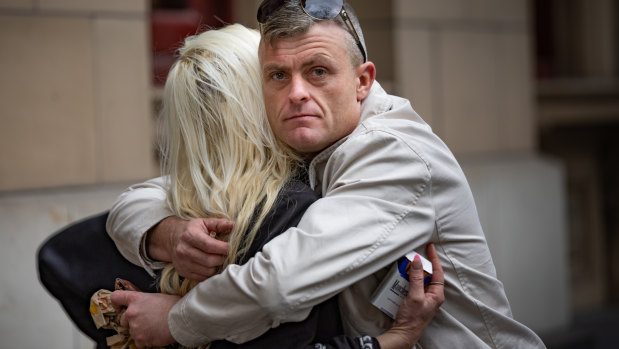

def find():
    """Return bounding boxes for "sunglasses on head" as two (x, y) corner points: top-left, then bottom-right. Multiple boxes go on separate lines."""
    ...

(257, 0), (367, 63)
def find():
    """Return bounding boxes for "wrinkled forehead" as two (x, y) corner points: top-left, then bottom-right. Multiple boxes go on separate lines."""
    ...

(259, 21), (345, 57)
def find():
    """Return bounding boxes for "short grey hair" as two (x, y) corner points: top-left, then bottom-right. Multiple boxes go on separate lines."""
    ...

(259, 0), (367, 67)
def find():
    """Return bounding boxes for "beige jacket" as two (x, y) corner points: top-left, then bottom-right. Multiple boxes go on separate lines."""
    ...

(107, 82), (545, 348)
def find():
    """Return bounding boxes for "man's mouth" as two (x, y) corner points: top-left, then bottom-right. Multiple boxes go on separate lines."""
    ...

(285, 114), (317, 121)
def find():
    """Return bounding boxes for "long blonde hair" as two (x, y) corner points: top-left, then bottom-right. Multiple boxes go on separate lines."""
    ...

(157, 24), (299, 303)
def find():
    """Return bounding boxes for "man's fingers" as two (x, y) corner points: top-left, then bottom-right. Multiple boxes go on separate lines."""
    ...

(202, 218), (234, 234)
(200, 218), (234, 241)
(180, 228), (230, 256)
(172, 228), (227, 281)
(201, 237), (230, 255)
(110, 290), (132, 309)
(175, 244), (227, 267)
(177, 261), (218, 281)
(119, 312), (129, 329)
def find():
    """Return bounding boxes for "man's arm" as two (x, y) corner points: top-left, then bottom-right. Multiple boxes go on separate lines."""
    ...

(110, 244), (445, 349)
(106, 177), (174, 275)
(168, 130), (436, 346)
(106, 177), (232, 279)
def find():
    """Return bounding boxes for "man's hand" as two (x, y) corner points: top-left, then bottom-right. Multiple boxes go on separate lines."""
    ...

(147, 216), (234, 281)
(111, 290), (179, 348)
(377, 243), (445, 349)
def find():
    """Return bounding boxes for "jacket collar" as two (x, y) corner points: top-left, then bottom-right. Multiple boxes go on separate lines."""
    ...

(359, 81), (393, 124)
(306, 80), (392, 190)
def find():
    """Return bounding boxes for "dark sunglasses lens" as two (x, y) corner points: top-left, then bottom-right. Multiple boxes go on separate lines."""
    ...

(257, 0), (284, 23)
(302, 0), (343, 19)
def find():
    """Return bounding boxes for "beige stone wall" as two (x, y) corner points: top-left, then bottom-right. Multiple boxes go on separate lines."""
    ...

(393, 0), (535, 155)
(0, 0), (156, 191)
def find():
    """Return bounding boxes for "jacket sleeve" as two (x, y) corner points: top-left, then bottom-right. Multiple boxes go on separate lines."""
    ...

(169, 130), (436, 346)
(105, 176), (173, 276)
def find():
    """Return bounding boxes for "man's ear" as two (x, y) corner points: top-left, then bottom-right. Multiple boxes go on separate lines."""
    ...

(355, 61), (376, 101)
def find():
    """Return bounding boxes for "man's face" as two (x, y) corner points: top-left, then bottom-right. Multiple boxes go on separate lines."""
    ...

(259, 22), (371, 154)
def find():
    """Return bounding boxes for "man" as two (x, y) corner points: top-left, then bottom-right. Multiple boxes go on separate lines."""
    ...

(109, 0), (545, 348)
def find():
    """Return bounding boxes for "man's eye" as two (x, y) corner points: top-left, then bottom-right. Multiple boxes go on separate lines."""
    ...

(271, 72), (286, 80)
(312, 68), (327, 77)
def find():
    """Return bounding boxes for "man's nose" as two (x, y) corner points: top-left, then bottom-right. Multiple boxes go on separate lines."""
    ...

(288, 74), (310, 103)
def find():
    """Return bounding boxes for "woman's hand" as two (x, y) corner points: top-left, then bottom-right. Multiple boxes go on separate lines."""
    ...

(377, 243), (445, 349)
